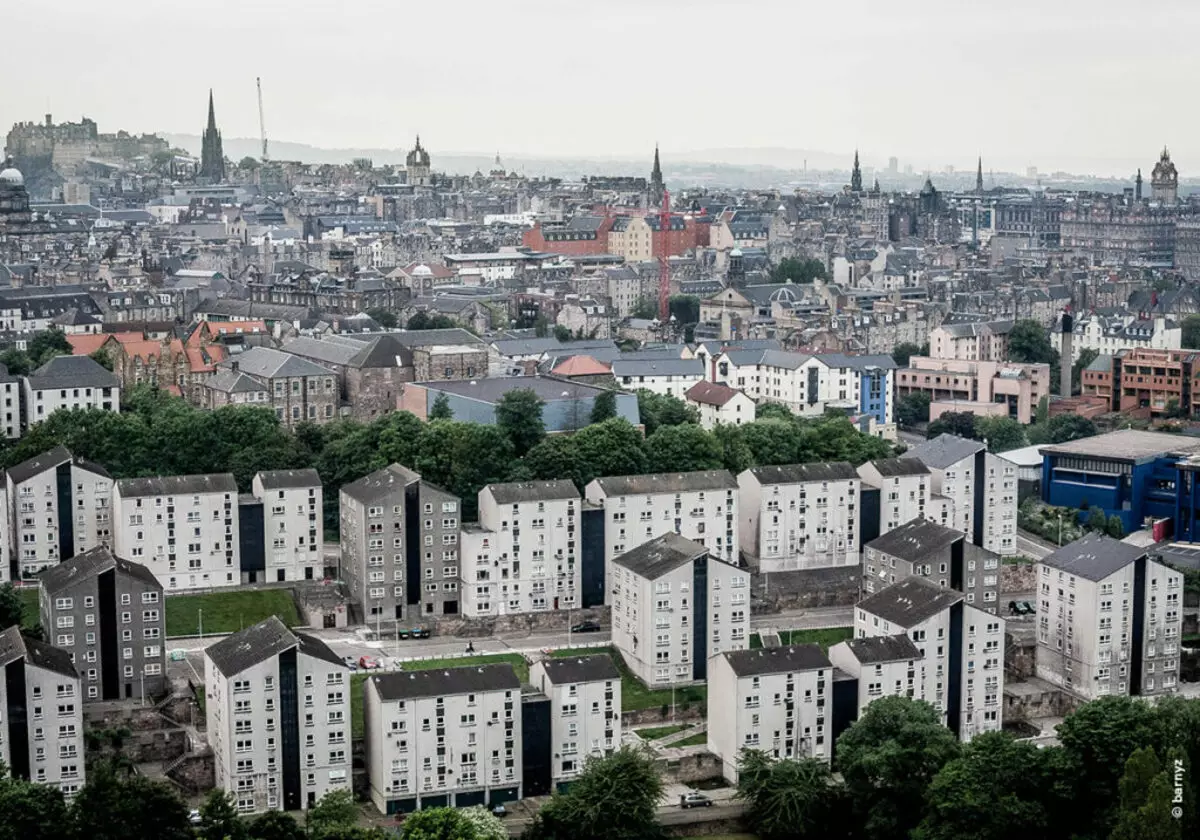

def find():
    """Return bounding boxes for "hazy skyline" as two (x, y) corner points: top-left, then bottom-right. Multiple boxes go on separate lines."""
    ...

(7, 1), (1199, 176)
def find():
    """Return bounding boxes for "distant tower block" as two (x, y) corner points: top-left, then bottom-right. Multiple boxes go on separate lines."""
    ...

(1060, 310), (1074, 396)
(1151, 147), (1178, 204)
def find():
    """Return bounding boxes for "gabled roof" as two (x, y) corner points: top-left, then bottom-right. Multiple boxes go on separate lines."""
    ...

(723, 644), (830, 677)
(1039, 533), (1145, 582)
(611, 358), (703, 378)
(745, 462), (859, 484)
(538, 655), (620, 685)
(204, 370), (268, 394)
(116, 473), (238, 498)
(592, 470), (738, 496)
(684, 380), (746, 407)
(341, 463), (421, 504)
(905, 434), (986, 470)
(205, 616), (343, 677)
(370, 663), (521, 700)
(0, 626), (77, 678)
(865, 457), (930, 478)
(867, 517), (963, 561)
(843, 634), (922, 664)
(255, 468), (321, 490)
(551, 355), (612, 376)
(612, 532), (708, 580)
(39, 546), (160, 594)
(6, 444), (72, 485)
(222, 346), (335, 380)
(26, 355), (120, 391)
(857, 577), (963, 628)
(485, 480), (579, 506)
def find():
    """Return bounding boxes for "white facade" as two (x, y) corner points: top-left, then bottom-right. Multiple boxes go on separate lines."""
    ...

(0, 627), (85, 797)
(363, 665), (522, 815)
(684, 384), (756, 431)
(828, 637), (922, 720)
(24, 379), (120, 427)
(252, 470), (324, 583)
(1036, 540), (1183, 700)
(205, 619), (351, 814)
(460, 481), (580, 618)
(611, 361), (704, 398)
(584, 470), (739, 605)
(1073, 315), (1180, 361)
(712, 351), (895, 423)
(737, 464), (861, 572)
(857, 459), (930, 536)
(706, 646), (831, 783)
(112, 474), (240, 591)
(529, 656), (622, 785)
(609, 533), (750, 687)
(0, 376), (18, 439)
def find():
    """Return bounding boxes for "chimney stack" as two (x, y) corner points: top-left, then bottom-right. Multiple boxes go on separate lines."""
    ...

(1059, 310), (1074, 397)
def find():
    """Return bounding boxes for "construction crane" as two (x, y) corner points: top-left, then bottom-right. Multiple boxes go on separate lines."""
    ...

(256, 77), (269, 162)
(658, 188), (671, 321)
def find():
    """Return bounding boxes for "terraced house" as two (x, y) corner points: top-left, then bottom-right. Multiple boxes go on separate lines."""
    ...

(203, 347), (338, 426)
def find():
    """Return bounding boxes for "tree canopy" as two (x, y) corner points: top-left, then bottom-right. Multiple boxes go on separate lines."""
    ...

(524, 746), (665, 840)
(1007, 319), (1059, 365)
(770, 257), (827, 284)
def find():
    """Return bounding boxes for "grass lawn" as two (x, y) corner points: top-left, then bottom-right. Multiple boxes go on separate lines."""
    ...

(673, 731), (709, 748)
(548, 645), (706, 712)
(750, 626), (853, 651)
(165, 588), (300, 638)
(16, 587), (40, 631)
(351, 673), (366, 738)
(635, 723), (691, 741)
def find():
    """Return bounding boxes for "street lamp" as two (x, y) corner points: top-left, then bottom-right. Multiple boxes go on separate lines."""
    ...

(198, 608), (203, 640)
(1058, 513), (1064, 546)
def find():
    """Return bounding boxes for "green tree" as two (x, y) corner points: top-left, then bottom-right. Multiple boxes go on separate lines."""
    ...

(398, 807), (481, 840)
(667, 295), (700, 325)
(532, 314), (551, 337)
(636, 390), (698, 435)
(973, 415), (1027, 452)
(68, 768), (193, 840)
(90, 347), (114, 371)
(891, 341), (923, 367)
(1107, 514), (1125, 538)
(247, 810), (306, 840)
(631, 298), (658, 320)
(456, 807), (507, 840)
(0, 769), (70, 840)
(770, 257), (827, 284)
(1182, 314), (1200, 349)
(896, 391), (932, 427)
(0, 584), (27, 632)
(644, 424), (724, 473)
(495, 388), (546, 456)
(522, 435), (583, 486)
(552, 324), (573, 342)
(755, 402), (795, 422)
(239, 156), (261, 171)
(569, 419), (649, 485)
(1036, 393), (1050, 424)
(307, 789), (359, 840)
(365, 308), (398, 329)
(926, 411), (978, 440)
(1072, 347), (1100, 394)
(1039, 413), (1098, 444)
(197, 789), (248, 840)
(712, 423), (754, 473)
(0, 349), (30, 377)
(736, 749), (838, 840)
(1008, 319), (1058, 364)
(524, 746), (664, 840)
(428, 392), (453, 420)
(1111, 748), (1181, 840)
(1087, 506), (1107, 533)
(836, 696), (960, 840)
(405, 312), (457, 331)
(589, 390), (618, 424)
(29, 328), (72, 367)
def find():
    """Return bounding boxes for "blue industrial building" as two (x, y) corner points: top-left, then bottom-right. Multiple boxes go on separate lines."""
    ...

(1040, 429), (1200, 537)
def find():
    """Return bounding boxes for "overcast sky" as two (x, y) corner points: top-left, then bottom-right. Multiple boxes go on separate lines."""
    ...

(6, 0), (1198, 175)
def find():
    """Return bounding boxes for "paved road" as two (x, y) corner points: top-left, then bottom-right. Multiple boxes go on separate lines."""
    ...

(1017, 529), (1057, 560)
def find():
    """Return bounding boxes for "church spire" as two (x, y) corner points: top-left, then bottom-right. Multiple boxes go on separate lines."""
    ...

(976, 156), (983, 193)
(207, 89), (217, 132)
(200, 90), (224, 184)
(650, 144), (665, 207)
(1136, 168), (1144, 201)
(850, 149), (863, 192)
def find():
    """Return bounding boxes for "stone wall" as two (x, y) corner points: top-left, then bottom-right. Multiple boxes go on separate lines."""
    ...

(1004, 628), (1037, 680)
(167, 749), (215, 795)
(751, 565), (860, 612)
(623, 704), (706, 728)
(1001, 561), (1037, 594)
(666, 817), (748, 838)
(1003, 680), (1083, 722)
(436, 607), (610, 638)
(656, 750), (723, 784)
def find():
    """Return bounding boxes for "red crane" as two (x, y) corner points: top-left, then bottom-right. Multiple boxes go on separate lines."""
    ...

(658, 188), (671, 321)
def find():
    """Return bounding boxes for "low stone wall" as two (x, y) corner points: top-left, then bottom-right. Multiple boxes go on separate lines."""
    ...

(666, 816), (747, 837)
(624, 704), (706, 728)
(435, 607), (611, 638)
(1001, 561), (1037, 594)
(657, 750), (723, 784)
(1004, 629), (1037, 680)
(168, 750), (215, 795)
(1003, 679), (1083, 722)
(751, 565), (860, 611)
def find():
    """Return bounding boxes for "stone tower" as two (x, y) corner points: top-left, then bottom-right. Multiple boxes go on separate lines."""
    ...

(1136, 168), (1144, 201)
(406, 135), (431, 187)
(200, 90), (225, 183)
(850, 149), (863, 192)
(1151, 147), (1178, 204)
(650, 145), (665, 208)
(976, 157), (984, 194)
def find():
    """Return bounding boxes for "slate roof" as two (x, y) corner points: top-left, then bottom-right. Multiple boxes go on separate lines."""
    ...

(857, 577), (963, 627)
(223, 346), (335, 379)
(485, 480), (579, 506)
(205, 616), (343, 677)
(371, 663), (521, 700)
(116, 473), (238, 498)
(26, 355), (120, 391)
(867, 518), (963, 561)
(905, 434), (986, 470)
(1039, 533), (1145, 582)
(39, 546), (160, 594)
(723, 644), (830, 677)
(204, 370), (268, 394)
(340, 463), (421, 504)
(538, 654), (620, 685)
(1041, 429), (1200, 461)
(843, 634), (923, 664)
(612, 532), (708, 580)
(0, 625), (77, 677)
(256, 468), (321, 490)
(866, 457), (931, 478)
(6, 444), (72, 485)
(746, 462), (859, 484)
(610, 358), (703, 378)
(593, 470), (738, 496)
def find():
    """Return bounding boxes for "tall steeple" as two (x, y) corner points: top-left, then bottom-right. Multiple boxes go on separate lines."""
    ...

(850, 149), (863, 192)
(200, 89), (225, 183)
(1136, 168), (1144, 201)
(976, 156), (984, 194)
(650, 144), (665, 207)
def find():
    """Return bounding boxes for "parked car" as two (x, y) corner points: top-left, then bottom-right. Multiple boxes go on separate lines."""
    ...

(571, 620), (601, 633)
(395, 628), (410, 640)
(1020, 600), (1036, 614)
(188, 810), (202, 825)
(680, 791), (713, 809)
(342, 656), (359, 671)
(358, 655), (381, 670)
(491, 803), (508, 817)
(409, 627), (431, 639)
(1008, 601), (1034, 616)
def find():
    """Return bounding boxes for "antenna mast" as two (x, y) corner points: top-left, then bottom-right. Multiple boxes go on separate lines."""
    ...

(257, 77), (269, 162)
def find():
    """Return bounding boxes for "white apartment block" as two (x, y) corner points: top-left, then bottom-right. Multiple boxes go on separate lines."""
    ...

(0, 367), (19, 439)
(707, 645), (832, 783)
(0, 626), (85, 796)
(684, 381), (756, 431)
(205, 617), (351, 814)
(528, 655), (622, 786)
(854, 576), (1005, 741)
(23, 355), (121, 428)
(737, 462), (861, 572)
(1036, 535), (1184, 700)
(857, 457), (930, 536)
(112, 474), (240, 592)
(610, 357), (705, 398)
(907, 433), (1018, 556)
(460, 480), (580, 618)
(252, 469), (324, 583)
(584, 470), (738, 605)
(5, 446), (111, 582)
(363, 664), (523, 815)
(609, 532), (750, 688)
(828, 635), (923, 721)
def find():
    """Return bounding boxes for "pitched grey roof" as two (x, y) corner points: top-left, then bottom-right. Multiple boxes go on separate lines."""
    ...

(612, 532), (708, 579)
(593, 470), (738, 496)
(116, 473), (238, 498)
(206, 616), (342, 677)
(723, 644), (831, 677)
(485, 480), (579, 506)
(867, 518), (963, 561)
(256, 468), (321, 490)
(746, 462), (859, 485)
(340, 463), (421, 504)
(39, 546), (160, 594)
(857, 577), (963, 628)
(538, 655), (620, 685)
(610, 358), (704, 378)
(204, 370), (267, 394)
(905, 434), (986, 470)
(370, 663), (521, 700)
(224, 346), (335, 379)
(0, 626), (77, 678)
(1039, 533), (1145, 582)
(843, 635), (923, 664)
(6, 445), (72, 485)
(27, 355), (120, 390)
(866, 457), (930, 478)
